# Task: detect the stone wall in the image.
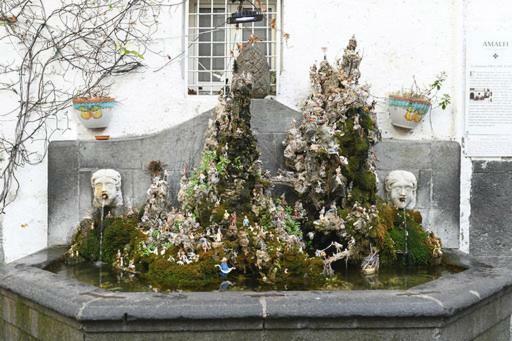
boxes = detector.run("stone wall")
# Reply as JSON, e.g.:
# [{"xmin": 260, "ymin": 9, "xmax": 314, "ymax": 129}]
[
  {"xmin": 48, "ymin": 99, "xmax": 461, "ymax": 247},
  {"xmin": 470, "ymin": 161, "xmax": 512, "ymax": 256}
]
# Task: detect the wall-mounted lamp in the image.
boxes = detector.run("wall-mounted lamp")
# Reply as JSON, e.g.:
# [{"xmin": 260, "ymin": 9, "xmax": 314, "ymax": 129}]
[{"xmin": 227, "ymin": 0, "xmax": 263, "ymax": 25}]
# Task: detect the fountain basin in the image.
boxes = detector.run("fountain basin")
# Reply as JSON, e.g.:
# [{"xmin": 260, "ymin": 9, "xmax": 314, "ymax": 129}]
[{"xmin": 0, "ymin": 247, "xmax": 511, "ymax": 340}]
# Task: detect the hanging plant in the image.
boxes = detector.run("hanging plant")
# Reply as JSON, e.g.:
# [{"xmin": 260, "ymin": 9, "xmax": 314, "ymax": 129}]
[
  {"xmin": 72, "ymin": 96, "xmax": 116, "ymax": 129},
  {"xmin": 388, "ymin": 72, "xmax": 451, "ymax": 130}
]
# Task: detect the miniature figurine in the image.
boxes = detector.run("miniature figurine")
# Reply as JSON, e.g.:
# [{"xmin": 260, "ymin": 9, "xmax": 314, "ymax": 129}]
[
  {"xmin": 215, "ymin": 257, "xmax": 235, "ymax": 277},
  {"xmin": 361, "ymin": 247, "xmax": 380, "ymax": 276},
  {"xmin": 127, "ymin": 259, "xmax": 136, "ymax": 273},
  {"xmin": 243, "ymin": 215, "xmax": 250, "ymax": 227}
]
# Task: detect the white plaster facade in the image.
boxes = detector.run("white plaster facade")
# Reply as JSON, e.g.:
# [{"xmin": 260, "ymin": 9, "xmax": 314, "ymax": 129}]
[{"xmin": 0, "ymin": 0, "xmax": 507, "ymax": 262}]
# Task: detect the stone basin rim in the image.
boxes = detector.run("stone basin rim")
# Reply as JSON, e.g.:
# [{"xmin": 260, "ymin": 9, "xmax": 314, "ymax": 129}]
[{"xmin": 0, "ymin": 246, "xmax": 510, "ymax": 325}]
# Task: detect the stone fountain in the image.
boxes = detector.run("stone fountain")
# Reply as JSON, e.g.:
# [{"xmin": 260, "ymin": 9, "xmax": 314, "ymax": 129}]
[{"xmin": 1, "ymin": 39, "xmax": 509, "ymax": 341}]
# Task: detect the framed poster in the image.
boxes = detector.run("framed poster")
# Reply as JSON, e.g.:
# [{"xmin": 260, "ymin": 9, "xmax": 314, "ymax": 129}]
[{"xmin": 465, "ymin": 33, "xmax": 512, "ymax": 156}]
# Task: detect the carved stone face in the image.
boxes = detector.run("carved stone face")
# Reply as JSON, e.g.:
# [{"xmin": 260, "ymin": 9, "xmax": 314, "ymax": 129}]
[
  {"xmin": 91, "ymin": 169, "xmax": 123, "ymax": 208},
  {"xmin": 385, "ymin": 170, "xmax": 417, "ymax": 209}
]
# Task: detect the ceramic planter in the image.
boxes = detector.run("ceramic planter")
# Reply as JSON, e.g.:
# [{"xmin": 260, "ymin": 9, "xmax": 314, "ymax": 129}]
[
  {"xmin": 73, "ymin": 97, "xmax": 116, "ymax": 129},
  {"xmin": 388, "ymin": 95, "xmax": 431, "ymax": 130}
]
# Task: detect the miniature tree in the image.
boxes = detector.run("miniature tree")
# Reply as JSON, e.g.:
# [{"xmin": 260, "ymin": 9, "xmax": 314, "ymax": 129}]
[
  {"xmin": 280, "ymin": 37, "xmax": 440, "ymax": 269},
  {"xmin": 171, "ymin": 71, "xmax": 330, "ymax": 288},
  {"xmin": 179, "ymin": 71, "xmax": 269, "ymax": 225},
  {"xmin": 280, "ymin": 36, "xmax": 378, "ymax": 244}
]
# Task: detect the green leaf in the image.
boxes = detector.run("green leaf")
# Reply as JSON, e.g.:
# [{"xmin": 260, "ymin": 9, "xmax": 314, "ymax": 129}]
[{"xmin": 117, "ymin": 46, "xmax": 144, "ymax": 60}]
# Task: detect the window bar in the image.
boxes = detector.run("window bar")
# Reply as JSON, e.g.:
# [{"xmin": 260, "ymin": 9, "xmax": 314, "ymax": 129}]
[
  {"xmin": 185, "ymin": 1, "xmax": 190, "ymax": 94},
  {"xmin": 224, "ymin": 0, "xmax": 228, "ymax": 95},
  {"xmin": 210, "ymin": 1, "xmax": 213, "ymax": 95},
  {"xmin": 266, "ymin": 0, "xmax": 270, "ymax": 69},
  {"xmin": 196, "ymin": 0, "xmax": 200, "ymax": 93},
  {"xmin": 276, "ymin": 0, "xmax": 281, "ymax": 94}
]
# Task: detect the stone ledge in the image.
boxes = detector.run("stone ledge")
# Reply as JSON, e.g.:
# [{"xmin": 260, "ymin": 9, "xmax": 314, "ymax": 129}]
[{"xmin": 0, "ymin": 247, "xmax": 510, "ymax": 341}]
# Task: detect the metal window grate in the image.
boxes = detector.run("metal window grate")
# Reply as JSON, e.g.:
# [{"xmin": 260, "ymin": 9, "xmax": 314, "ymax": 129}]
[{"xmin": 187, "ymin": 0, "xmax": 280, "ymax": 96}]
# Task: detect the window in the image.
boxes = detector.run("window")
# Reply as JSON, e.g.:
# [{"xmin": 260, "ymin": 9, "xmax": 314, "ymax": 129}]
[{"xmin": 187, "ymin": 0, "xmax": 280, "ymax": 96}]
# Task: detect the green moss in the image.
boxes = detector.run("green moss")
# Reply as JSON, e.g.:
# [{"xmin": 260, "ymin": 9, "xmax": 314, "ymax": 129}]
[
  {"xmin": 335, "ymin": 107, "xmax": 378, "ymax": 206},
  {"xmin": 377, "ymin": 204, "xmax": 436, "ymax": 266},
  {"xmin": 73, "ymin": 216, "xmax": 143, "ymax": 263},
  {"xmin": 76, "ymin": 222, "xmax": 100, "ymax": 262},
  {"xmin": 273, "ymin": 252, "xmax": 327, "ymax": 290},
  {"xmin": 102, "ymin": 216, "xmax": 144, "ymax": 264},
  {"xmin": 15, "ymin": 299, "xmax": 30, "ymax": 331},
  {"xmin": 146, "ymin": 255, "xmax": 219, "ymax": 290}
]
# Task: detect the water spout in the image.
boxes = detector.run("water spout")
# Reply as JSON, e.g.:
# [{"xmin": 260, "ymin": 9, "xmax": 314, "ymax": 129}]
[
  {"xmin": 401, "ymin": 208, "xmax": 409, "ymax": 264},
  {"xmin": 95, "ymin": 199, "xmax": 106, "ymax": 287}
]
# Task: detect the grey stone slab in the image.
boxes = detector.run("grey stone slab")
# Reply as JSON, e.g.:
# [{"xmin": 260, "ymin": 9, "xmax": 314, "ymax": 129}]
[
  {"xmin": 374, "ymin": 140, "xmax": 432, "ymax": 170},
  {"xmin": 430, "ymin": 143, "xmax": 460, "ymax": 248},
  {"xmin": 139, "ymin": 113, "xmax": 209, "ymax": 172},
  {"xmin": 417, "ymin": 169, "xmax": 432, "ymax": 209},
  {"xmin": 48, "ymin": 141, "xmax": 80, "ymax": 246},
  {"xmin": 473, "ymin": 160, "xmax": 512, "ymax": 173},
  {"xmin": 255, "ymin": 133, "xmax": 287, "ymax": 175},
  {"xmin": 79, "ymin": 140, "xmax": 143, "ymax": 169},
  {"xmin": 431, "ymin": 142, "xmax": 460, "ymax": 208},
  {"xmin": 250, "ymin": 98, "xmax": 301, "ymax": 134},
  {"xmin": 131, "ymin": 169, "xmax": 151, "ymax": 210},
  {"xmin": 429, "ymin": 207, "xmax": 458, "ymax": 248},
  {"xmin": 470, "ymin": 164, "xmax": 512, "ymax": 256},
  {"xmin": 78, "ymin": 170, "xmax": 93, "ymax": 221}
]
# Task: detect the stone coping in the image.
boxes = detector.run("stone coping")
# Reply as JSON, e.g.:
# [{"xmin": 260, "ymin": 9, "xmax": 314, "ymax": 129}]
[{"xmin": 0, "ymin": 247, "xmax": 510, "ymax": 328}]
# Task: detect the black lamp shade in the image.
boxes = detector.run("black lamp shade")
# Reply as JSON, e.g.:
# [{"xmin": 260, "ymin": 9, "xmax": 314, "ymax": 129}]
[{"xmin": 227, "ymin": 9, "xmax": 264, "ymax": 24}]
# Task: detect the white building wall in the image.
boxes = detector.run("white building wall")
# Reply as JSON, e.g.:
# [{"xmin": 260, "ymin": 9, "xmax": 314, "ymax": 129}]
[{"xmin": 1, "ymin": 0, "xmax": 495, "ymax": 262}]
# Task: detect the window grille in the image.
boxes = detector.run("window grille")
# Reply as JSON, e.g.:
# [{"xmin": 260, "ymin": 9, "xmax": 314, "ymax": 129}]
[{"xmin": 187, "ymin": 0, "xmax": 280, "ymax": 96}]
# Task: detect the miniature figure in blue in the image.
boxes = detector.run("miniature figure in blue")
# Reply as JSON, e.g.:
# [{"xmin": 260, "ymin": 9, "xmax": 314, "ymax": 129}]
[{"xmin": 215, "ymin": 257, "xmax": 235, "ymax": 277}]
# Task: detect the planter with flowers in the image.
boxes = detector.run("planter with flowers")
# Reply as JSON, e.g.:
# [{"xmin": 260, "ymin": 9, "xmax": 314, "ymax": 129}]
[
  {"xmin": 72, "ymin": 96, "xmax": 116, "ymax": 129},
  {"xmin": 388, "ymin": 73, "xmax": 451, "ymax": 130}
]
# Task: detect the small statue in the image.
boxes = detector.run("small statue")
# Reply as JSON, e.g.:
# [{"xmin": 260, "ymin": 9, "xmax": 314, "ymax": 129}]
[
  {"xmin": 243, "ymin": 215, "xmax": 250, "ymax": 227},
  {"xmin": 215, "ymin": 257, "xmax": 236, "ymax": 277},
  {"xmin": 361, "ymin": 248, "xmax": 380, "ymax": 276},
  {"xmin": 114, "ymin": 249, "xmax": 122, "ymax": 269},
  {"xmin": 127, "ymin": 259, "xmax": 136, "ymax": 273},
  {"xmin": 384, "ymin": 170, "xmax": 417, "ymax": 209}
]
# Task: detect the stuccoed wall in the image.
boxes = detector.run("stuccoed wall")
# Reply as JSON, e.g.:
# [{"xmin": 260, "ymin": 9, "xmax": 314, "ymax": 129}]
[
  {"xmin": 48, "ymin": 100, "xmax": 461, "ymax": 249},
  {"xmin": 0, "ymin": 216, "xmax": 3, "ymax": 263},
  {"xmin": 0, "ymin": 0, "xmax": 468, "ymax": 261}
]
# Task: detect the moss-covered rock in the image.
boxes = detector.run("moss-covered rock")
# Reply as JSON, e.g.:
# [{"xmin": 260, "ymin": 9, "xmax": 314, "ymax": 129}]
[
  {"xmin": 376, "ymin": 204, "xmax": 439, "ymax": 266},
  {"xmin": 69, "ymin": 215, "xmax": 144, "ymax": 264}
]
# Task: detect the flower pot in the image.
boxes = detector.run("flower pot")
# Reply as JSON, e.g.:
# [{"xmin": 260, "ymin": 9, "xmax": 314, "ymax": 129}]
[
  {"xmin": 388, "ymin": 95, "xmax": 431, "ymax": 130},
  {"xmin": 73, "ymin": 97, "xmax": 116, "ymax": 129}
]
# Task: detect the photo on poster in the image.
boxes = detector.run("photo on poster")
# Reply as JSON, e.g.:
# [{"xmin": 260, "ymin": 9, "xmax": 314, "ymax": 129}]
[{"xmin": 469, "ymin": 87, "xmax": 493, "ymax": 102}]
